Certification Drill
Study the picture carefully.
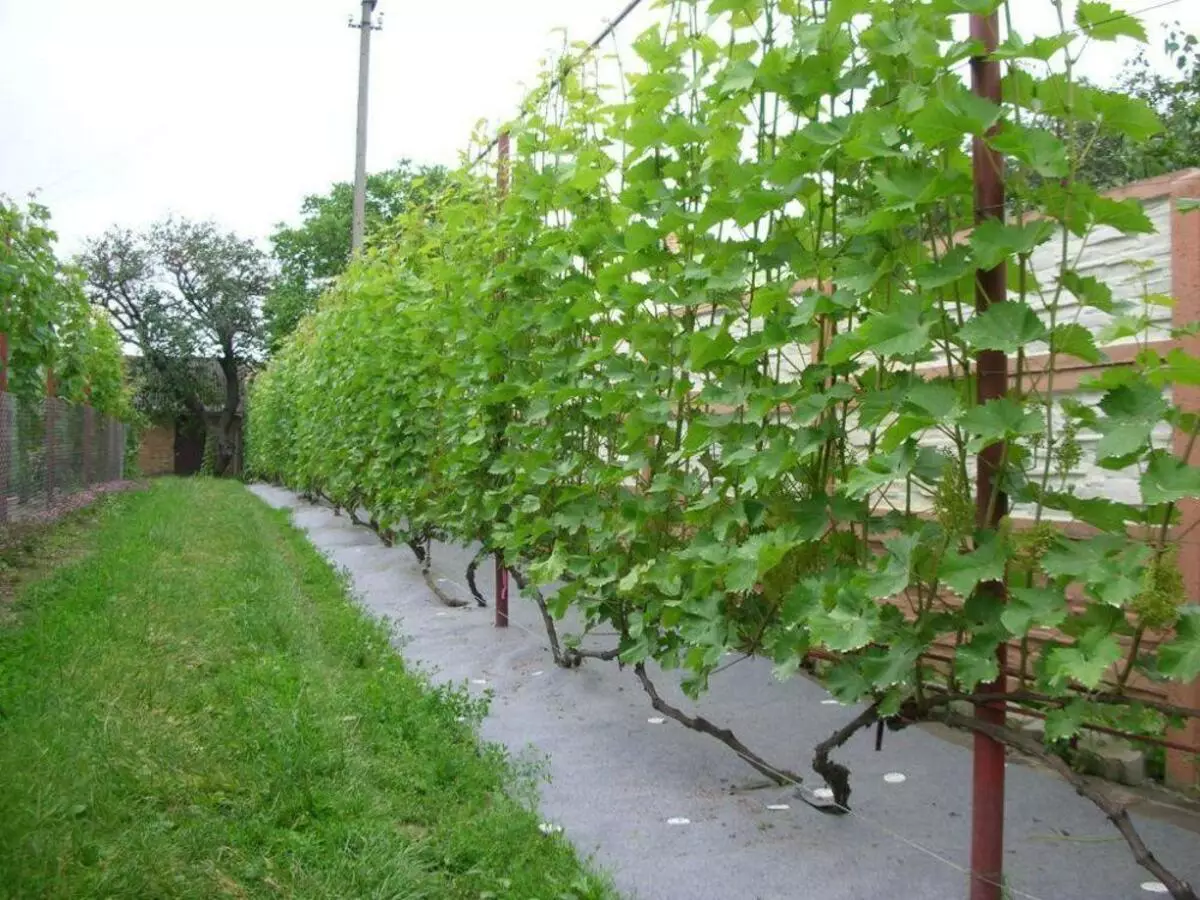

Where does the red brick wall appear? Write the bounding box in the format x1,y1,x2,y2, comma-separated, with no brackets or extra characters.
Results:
138,425,175,476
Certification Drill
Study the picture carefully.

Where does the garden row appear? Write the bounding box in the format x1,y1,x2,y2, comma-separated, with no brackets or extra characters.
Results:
248,1,1200,895
0,200,127,414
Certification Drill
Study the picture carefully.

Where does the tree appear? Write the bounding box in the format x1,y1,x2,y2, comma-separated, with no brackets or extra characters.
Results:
265,160,447,350
1072,22,1200,188
79,218,269,475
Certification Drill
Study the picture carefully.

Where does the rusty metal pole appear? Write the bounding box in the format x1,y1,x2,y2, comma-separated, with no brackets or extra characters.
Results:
495,130,511,629
969,11,1008,900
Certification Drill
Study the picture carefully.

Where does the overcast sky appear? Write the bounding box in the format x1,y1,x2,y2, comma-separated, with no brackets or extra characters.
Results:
2,0,1197,256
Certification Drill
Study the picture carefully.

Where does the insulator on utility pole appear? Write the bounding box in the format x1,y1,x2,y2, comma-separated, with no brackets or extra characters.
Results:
349,0,382,255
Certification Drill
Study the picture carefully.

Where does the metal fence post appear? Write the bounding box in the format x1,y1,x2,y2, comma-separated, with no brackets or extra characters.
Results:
968,11,1008,900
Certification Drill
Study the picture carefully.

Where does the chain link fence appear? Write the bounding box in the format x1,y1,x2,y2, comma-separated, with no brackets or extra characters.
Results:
0,392,126,528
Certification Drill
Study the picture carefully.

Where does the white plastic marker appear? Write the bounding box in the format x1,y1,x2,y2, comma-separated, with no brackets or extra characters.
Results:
765,804,790,811
820,699,840,705
538,823,563,835
648,716,666,724
531,670,544,677
883,772,907,784
470,678,488,685
1141,883,1169,894
666,817,691,825
812,787,835,801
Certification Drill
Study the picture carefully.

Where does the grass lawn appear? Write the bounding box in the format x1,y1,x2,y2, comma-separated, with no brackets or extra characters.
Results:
0,478,613,900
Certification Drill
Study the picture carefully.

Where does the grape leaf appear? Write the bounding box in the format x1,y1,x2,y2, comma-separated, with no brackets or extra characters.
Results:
958,301,1047,353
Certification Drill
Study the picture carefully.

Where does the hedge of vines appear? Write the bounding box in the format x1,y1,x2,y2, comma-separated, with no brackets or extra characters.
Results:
250,1,1200,893
1,198,128,416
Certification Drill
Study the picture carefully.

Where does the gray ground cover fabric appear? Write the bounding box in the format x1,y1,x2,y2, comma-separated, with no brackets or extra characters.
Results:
249,483,1200,900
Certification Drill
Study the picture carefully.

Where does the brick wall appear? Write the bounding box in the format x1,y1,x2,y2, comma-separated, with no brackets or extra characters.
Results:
138,425,175,476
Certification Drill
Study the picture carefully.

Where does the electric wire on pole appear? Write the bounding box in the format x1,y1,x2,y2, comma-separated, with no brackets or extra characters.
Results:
349,0,383,254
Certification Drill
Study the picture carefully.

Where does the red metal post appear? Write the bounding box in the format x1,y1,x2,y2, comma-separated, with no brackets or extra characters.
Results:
495,552,510,627
969,12,1009,900
495,130,511,628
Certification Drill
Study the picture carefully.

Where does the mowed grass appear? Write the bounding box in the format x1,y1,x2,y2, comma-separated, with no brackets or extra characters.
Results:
0,478,612,900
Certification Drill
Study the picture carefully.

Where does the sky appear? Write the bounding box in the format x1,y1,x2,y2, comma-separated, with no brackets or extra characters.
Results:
1,0,1197,257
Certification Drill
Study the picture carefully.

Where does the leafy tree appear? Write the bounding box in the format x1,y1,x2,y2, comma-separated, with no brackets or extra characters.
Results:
79,219,269,475
265,160,447,350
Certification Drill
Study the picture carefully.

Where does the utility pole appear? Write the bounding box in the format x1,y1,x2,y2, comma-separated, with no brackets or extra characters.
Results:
349,0,382,255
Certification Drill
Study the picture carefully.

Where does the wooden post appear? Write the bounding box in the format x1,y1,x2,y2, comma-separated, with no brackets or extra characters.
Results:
1167,171,1200,788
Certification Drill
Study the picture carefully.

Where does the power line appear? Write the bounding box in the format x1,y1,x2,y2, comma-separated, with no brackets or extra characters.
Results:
467,0,647,170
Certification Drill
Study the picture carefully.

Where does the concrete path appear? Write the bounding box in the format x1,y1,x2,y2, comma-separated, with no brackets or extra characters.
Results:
249,484,1200,900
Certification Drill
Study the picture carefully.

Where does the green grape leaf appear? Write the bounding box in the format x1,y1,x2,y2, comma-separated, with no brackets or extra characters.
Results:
987,122,1068,178
1157,607,1200,682
1095,420,1153,461
991,31,1074,61
1141,450,1200,504
1043,633,1123,688
1074,1,1148,42
958,301,1048,353
970,219,1056,269
808,600,879,652
1060,270,1117,312
960,397,1044,452
688,326,736,369
955,637,1001,692
828,298,930,363
1002,587,1068,635
1091,196,1155,235
859,638,923,690
1044,699,1089,742
909,80,1002,146
941,535,1007,598
1049,323,1103,364
1088,88,1162,141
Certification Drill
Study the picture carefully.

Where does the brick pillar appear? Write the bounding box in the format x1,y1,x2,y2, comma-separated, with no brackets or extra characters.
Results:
1166,171,1200,789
